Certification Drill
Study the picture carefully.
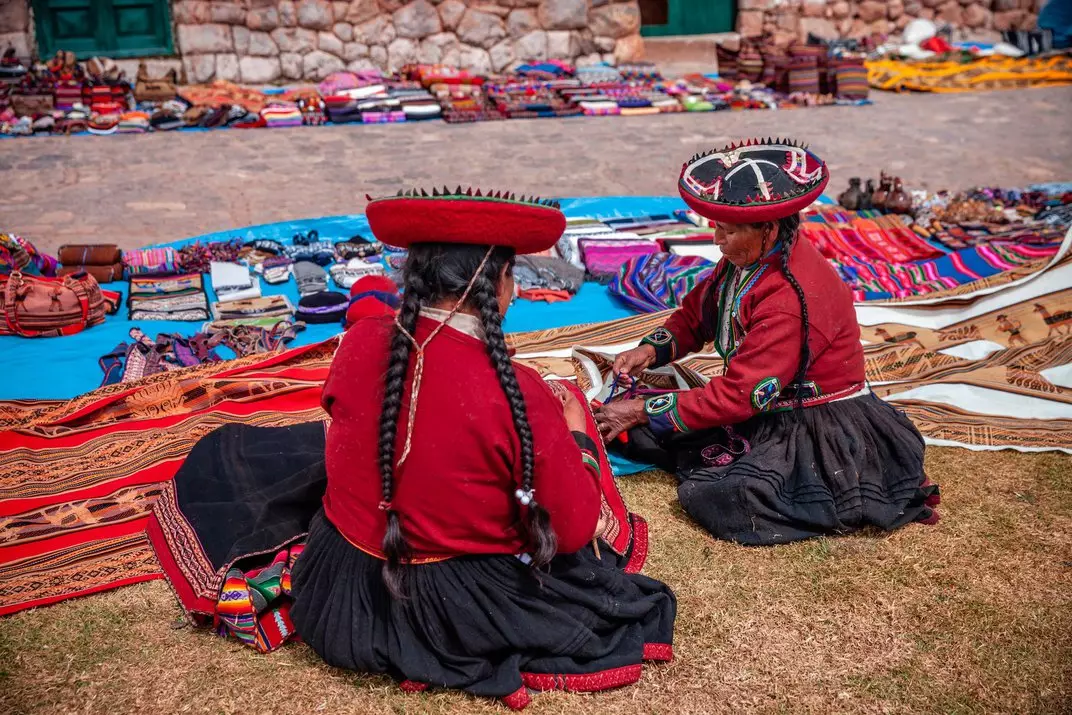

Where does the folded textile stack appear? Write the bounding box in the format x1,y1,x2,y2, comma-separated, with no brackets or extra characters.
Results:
618,62,663,81
57,243,123,284
433,83,504,123
329,258,385,290
323,94,362,123
129,274,210,321
580,238,660,283
485,81,582,119
405,64,486,88
117,110,150,133
211,295,294,322
261,103,302,128
124,246,178,277
514,255,585,302
210,261,261,302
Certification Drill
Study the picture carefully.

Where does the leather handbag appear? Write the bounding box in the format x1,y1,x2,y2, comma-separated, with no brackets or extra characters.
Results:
134,62,178,103
0,270,106,337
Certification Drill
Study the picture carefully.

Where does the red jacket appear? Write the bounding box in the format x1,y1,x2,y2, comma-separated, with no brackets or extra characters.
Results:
640,237,866,434
322,314,601,560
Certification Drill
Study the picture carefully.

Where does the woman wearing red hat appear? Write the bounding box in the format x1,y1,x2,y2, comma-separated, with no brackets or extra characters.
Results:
291,189,676,708
595,139,939,545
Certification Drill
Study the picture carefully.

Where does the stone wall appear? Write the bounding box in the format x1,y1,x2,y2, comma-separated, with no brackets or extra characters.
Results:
738,0,1044,47
0,3,32,60
173,0,644,84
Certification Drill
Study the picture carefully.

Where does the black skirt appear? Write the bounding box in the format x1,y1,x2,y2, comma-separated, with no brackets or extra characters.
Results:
622,392,939,545
291,509,676,705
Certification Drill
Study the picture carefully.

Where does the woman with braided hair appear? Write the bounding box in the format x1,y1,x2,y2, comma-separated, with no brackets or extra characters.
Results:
595,139,939,545
291,190,676,709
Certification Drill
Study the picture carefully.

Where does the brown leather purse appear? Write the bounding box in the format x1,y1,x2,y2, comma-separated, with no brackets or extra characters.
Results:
134,62,178,103
0,270,106,337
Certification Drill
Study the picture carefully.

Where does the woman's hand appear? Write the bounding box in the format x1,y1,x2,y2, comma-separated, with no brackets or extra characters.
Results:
594,399,648,443
612,344,657,378
549,381,589,433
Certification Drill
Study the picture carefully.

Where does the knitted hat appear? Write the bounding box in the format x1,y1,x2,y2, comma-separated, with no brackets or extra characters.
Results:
365,187,566,254
678,138,829,223
345,274,400,326
296,290,348,324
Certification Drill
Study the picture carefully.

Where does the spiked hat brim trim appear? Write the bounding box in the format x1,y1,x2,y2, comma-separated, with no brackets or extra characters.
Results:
365,189,566,254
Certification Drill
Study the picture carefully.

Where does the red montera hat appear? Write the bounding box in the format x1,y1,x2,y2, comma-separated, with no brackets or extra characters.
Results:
678,138,829,223
365,187,566,254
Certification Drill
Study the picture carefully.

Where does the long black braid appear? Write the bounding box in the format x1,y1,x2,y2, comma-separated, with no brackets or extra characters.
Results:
468,257,557,570
377,242,555,599
377,269,425,599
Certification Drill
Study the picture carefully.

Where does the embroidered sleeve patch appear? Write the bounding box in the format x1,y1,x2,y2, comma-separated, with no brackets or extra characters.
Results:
640,327,678,366
751,377,782,411
645,392,689,435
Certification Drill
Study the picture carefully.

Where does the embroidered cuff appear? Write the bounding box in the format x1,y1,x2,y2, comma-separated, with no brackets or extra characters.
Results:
640,327,678,367
571,431,601,473
644,393,690,436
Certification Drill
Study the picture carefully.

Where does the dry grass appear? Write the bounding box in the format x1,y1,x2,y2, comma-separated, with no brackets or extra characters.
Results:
1,447,1070,715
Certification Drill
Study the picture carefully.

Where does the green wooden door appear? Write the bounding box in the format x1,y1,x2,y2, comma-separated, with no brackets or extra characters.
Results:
32,0,173,59
640,0,736,37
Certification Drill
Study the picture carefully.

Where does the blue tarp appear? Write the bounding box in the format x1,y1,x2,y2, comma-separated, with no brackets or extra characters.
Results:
2,196,687,400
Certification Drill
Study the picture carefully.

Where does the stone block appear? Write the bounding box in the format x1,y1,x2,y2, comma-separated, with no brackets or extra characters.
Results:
280,52,303,79
507,8,539,36
297,0,335,29
514,30,547,60
302,49,346,79
937,1,963,24
279,1,297,26
270,27,318,54
334,22,354,41
801,0,825,18
370,45,388,67
347,58,378,71
992,0,1018,9
459,46,492,74
345,0,381,24
247,6,280,31
250,31,279,56
594,35,615,52
993,9,1025,30
546,30,572,58
354,15,396,44
737,9,764,37
394,0,442,38
856,0,886,23
439,0,467,30
343,41,370,60
589,4,641,39
334,1,350,20
799,16,838,41
319,30,345,55
963,4,991,28
177,24,233,54
888,0,905,21
173,1,210,26
418,32,458,63
240,56,282,83
490,39,515,71
183,53,216,83
215,53,240,81
456,10,507,48
613,34,644,62
387,37,419,71
829,1,851,19
233,25,252,54
537,0,587,31
210,1,246,25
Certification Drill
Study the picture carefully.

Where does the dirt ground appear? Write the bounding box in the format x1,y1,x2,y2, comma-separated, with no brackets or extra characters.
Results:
1,86,1070,255
1,86,1071,715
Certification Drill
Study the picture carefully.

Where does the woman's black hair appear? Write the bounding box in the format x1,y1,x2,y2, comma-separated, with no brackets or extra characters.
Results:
752,214,809,396
377,242,556,598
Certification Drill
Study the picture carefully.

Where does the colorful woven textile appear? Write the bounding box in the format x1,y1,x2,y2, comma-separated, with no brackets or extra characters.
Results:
216,544,303,653
608,253,716,313
122,246,177,277
580,239,659,282
799,208,1066,300
0,233,58,276
867,52,1072,93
